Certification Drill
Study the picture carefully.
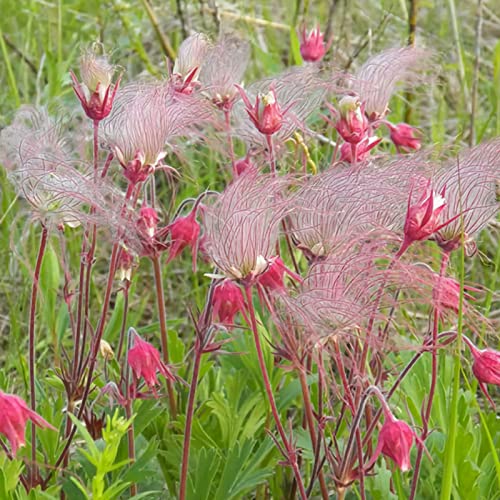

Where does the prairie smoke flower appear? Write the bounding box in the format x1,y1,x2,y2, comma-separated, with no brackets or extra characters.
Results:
388,123,422,152
290,167,404,260
233,66,327,150
433,140,499,252
172,33,210,94
0,391,55,455
104,81,210,184
292,246,384,338
166,209,200,269
211,279,247,325
299,25,327,63
463,337,500,408
257,256,290,292
400,181,446,254
71,44,120,121
127,331,176,395
116,247,135,282
352,47,429,121
0,107,104,228
200,35,250,110
431,274,478,314
237,84,284,136
203,171,289,284
368,410,415,472
339,136,382,163
335,96,369,144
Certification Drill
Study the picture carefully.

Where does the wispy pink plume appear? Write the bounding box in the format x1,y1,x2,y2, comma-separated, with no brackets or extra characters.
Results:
103,80,212,169
233,65,328,150
434,139,500,251
203,170,290,283
0,107,109,228
289,243,387,340
199,34,250,108
352,47,430,120
289,162,417,260
173,33,210,80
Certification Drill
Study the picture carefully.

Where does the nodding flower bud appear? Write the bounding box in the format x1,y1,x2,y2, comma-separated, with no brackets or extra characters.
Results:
463,337,500,408
233,152,256,177
166,210,200,269
237,85,284,136
335,96,369,144
339,136,382,163
389,123,422,152
367,406,415,473
400,181,446,255
0,390,56,455
127,331,176,396
299,25,327,63
117,248,135,282
137,207,159,240
71,45,120,121
432,274,478,314
211,279,247,325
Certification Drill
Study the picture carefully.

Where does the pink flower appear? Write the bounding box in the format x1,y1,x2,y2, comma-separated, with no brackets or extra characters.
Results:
389,123,422,152
127,332,175,395
299,25,327,63
335,96,369,145
431,274,478,313
339,136,382,163
367,408,415,472
211,279,247,325
400,181,446,254
71,45,121,121
257,256,302,293
137,207,159,240
473,349,500,386
166,210,200,270
171,33,210,94
236,85,284,136
0,391,55,455
464,337,500,408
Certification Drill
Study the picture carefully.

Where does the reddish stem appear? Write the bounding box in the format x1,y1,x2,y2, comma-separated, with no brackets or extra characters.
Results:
28,225,48,488
151,255,177,418
409,251,450,500
224,108,236,173
244,286,307,500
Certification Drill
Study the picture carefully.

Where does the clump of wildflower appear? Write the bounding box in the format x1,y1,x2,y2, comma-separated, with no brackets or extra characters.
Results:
171,33,210,94
203,170,289,285
71,44,120,121
299,24,328,63
127,330,176,396
200,35,250,111
433,140,500,253
0,390,56,455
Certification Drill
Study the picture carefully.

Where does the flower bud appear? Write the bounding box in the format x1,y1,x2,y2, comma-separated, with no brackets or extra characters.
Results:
99,340,115,361
71,45,120,121
138,207,159,240
211,279,247,325
167,210,200,266
335,96,369,144
472,348,500,386
400,182,446,254
257,256,287,292
389,123,422,152
299,25,327,63
237,85,284,136
127,330,175,395
0,391,56,455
